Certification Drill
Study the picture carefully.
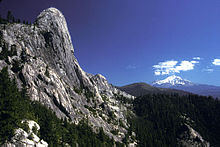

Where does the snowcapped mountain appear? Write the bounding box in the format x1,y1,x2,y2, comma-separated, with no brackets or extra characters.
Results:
152,75,194,87
152,75,220,98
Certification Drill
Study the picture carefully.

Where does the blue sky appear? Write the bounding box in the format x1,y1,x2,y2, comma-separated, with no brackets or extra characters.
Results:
1,0,220,86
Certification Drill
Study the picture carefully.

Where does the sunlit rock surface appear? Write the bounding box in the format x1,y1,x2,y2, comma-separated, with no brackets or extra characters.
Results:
0,7,135,143
2,120,48,147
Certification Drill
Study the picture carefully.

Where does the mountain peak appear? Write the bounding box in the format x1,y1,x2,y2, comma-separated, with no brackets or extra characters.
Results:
35,7,77,78
37,7,64,22
36,7,74,54
152,75,192,86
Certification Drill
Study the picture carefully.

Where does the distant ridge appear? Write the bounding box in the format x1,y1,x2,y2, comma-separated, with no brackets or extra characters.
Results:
118,82,190,97
152,75,220,98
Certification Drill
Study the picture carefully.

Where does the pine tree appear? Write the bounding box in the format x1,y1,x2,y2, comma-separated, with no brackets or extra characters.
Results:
6,11,13,23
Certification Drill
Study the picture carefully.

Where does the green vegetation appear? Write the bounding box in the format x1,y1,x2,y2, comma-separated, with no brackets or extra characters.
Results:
0,67,123,146
0,42,18,61
84,105,97,116
45,65,50,77
108,111,115,120
0,11,30,24
32,124,38,135
74,86,95,101
111,129,119,135
11,59,23,73
84,87,95,99
10,44,17,56
101,94,108,102
1,8,219,146
131,94,220,147
73,86,82,95
20,49,27,63
114,93,132,104
0,67,31,143
0,30,3,47
20,120,30,133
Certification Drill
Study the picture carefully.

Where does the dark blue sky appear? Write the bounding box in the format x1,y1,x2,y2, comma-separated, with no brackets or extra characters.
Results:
1,0,220,86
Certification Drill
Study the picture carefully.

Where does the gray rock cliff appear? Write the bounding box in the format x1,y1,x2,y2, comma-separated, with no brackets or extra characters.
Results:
0,7,135,143
2,120,48,147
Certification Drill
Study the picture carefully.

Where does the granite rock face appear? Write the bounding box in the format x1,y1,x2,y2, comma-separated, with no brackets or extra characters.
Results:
2,120,48,147
0,7,135,143
178,115,210,147
0,7,212,147
178,124,210,147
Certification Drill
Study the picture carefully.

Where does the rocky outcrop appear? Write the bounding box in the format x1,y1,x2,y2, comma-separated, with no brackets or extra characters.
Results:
2,120,48,147
178,115,210,147
0,7,135,143
178,124,210,147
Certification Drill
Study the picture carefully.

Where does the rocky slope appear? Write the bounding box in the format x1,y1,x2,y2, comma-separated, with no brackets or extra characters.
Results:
178,115,210,147
178,124,210,147
119,82,190,97
2,120,48,147
0,7,135,143
0,7,213,147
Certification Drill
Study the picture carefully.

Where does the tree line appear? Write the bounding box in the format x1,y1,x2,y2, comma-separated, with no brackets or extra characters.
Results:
130,93,220,147
0,67,123,146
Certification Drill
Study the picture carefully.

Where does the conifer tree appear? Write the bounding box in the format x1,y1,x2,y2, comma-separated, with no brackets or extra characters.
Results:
6,11,13,23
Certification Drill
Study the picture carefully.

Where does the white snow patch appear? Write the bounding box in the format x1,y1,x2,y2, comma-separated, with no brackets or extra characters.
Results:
153,75,192,86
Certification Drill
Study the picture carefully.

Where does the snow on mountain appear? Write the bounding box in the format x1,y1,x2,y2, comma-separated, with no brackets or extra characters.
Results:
152,75,193,86
152,75,220,98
